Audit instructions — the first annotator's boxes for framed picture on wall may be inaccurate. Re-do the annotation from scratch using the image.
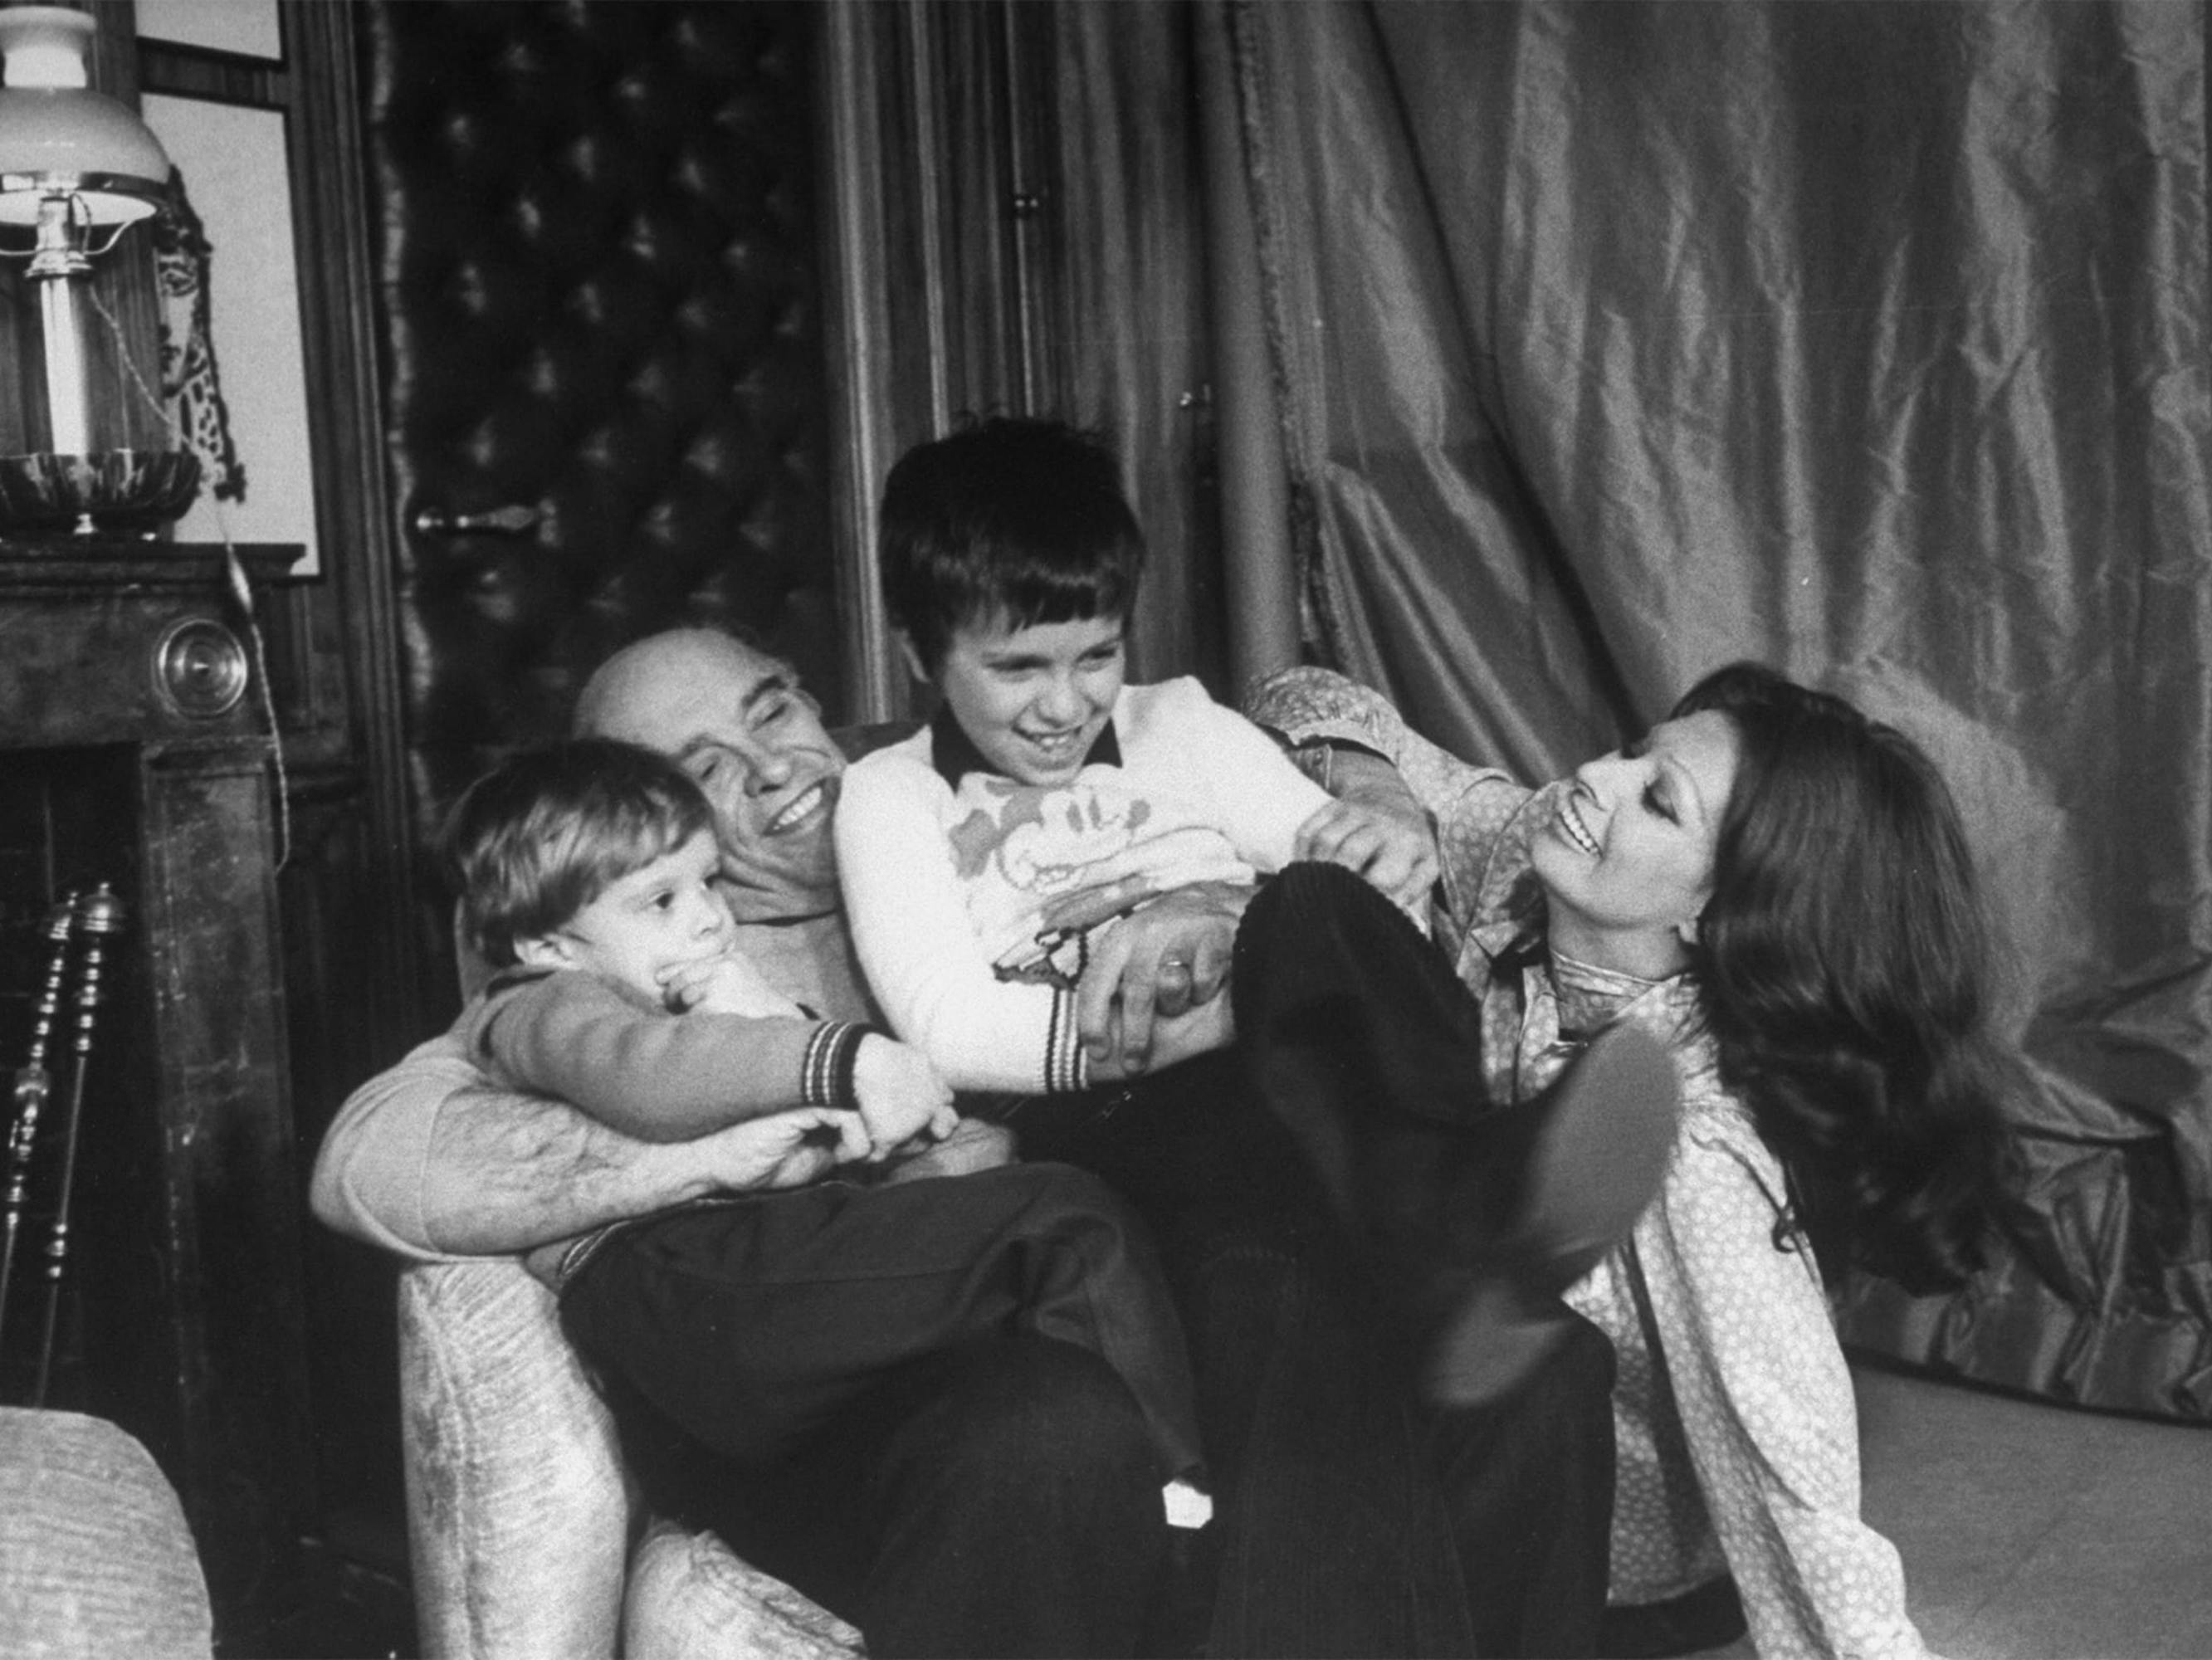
[138,89,318,574]
[133,0,281,64]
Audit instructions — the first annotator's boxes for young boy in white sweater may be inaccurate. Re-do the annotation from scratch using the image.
[834,416,1429,1097]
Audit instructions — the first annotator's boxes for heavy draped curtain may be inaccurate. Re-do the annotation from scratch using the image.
[1223,0,2212,1416]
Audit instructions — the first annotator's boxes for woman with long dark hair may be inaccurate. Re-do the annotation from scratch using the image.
[1242,661,2014,1658]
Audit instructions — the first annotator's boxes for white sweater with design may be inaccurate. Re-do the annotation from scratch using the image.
[835,676,1329,1094]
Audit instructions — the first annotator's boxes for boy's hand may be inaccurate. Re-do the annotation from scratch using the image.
[661,952,794,1018]
[694,1106,872,1191]
[850,1034,960,1159]
[1295,784,1438,914]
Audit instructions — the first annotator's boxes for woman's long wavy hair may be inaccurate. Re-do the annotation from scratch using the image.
[1673,663,2014,1291]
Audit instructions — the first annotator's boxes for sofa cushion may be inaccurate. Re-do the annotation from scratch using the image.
[0,1407,212,1659]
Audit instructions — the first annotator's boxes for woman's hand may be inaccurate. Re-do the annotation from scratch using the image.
[1295,750,1439,911]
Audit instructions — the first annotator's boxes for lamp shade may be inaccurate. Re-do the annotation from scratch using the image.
[0,7,168,227]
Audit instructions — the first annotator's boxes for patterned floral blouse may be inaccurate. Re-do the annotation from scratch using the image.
[1251,668,1931,1660]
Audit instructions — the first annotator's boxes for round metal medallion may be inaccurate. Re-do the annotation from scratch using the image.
[153,616,250,720]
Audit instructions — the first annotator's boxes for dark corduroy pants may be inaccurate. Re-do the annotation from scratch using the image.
[1003,860,1619,1658]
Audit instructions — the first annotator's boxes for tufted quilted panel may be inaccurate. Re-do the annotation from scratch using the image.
[365,1,842,842]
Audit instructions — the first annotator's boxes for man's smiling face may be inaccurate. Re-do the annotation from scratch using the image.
[578,630,847,920]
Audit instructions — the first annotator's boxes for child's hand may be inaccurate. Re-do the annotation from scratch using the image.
[1294,796,1438,914]
[850,1034,959,1159]
[662,952,795,1018]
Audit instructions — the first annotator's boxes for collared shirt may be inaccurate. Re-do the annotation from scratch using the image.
[1251,666,1931,1660]
[927,699,1122,786]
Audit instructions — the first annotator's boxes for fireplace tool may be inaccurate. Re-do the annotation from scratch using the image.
[0,893,77,1370]
[31,883,124,1405]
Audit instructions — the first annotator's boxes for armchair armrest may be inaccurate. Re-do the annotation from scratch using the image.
[396,1258,863,1660]
[398,1259,632,1659]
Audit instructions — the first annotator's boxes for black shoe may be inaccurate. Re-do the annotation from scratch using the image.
[1424,1022,1681,1407]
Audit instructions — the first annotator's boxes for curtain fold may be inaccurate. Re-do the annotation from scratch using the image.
[1229,0,2212,1417]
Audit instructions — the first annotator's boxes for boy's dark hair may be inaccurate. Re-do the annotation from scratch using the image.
[441,738,717,968]
[879,416,1147,672]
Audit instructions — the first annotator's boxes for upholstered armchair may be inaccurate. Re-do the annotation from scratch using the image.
[397,1255,864,1659]
[398,712,925,1658]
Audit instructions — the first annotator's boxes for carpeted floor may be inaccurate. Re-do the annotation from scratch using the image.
[1690,1364,2212,1659]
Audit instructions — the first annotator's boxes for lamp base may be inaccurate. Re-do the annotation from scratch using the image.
[0,450,203,536]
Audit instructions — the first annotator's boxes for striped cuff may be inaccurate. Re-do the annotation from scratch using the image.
[801,1020,879,1111]
[1044,987,1090,1094]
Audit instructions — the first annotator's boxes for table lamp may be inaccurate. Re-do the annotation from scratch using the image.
[0,4,198,534]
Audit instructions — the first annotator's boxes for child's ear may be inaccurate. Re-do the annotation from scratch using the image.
[896,630,930,685]
[514,932,575,971]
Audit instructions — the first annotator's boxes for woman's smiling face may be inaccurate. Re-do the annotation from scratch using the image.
[1528,710,1741,979]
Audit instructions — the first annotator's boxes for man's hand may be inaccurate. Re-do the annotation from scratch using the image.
[1294,749,1439,911]
[850,1033,960,1160]
[1076,882,1249,1076]
[689,1105,872,1191]
[1086,994,1234,1083]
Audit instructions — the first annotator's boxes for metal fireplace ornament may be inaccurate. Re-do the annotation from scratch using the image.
[0,896,73,1375]
[0,883,125,1404]
[0,6,198,534]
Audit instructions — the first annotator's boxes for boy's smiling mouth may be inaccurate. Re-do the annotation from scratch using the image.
[1020,728,1087,762]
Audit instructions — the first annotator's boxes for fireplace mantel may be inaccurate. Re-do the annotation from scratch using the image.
[0,537,310,1638]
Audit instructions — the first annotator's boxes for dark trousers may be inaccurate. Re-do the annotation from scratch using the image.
[1230,862,1564,1333]
[561,1162,1199,1476]
[1227,860,1647,1655]
[560,1164,1189,1658]
[1005,927,1617,1660]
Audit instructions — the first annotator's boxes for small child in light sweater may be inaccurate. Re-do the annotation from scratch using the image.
[441,735,1209,1516]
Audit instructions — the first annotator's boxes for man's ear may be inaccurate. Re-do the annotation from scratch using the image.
[896,630,930,685]
[514,932,575,971]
